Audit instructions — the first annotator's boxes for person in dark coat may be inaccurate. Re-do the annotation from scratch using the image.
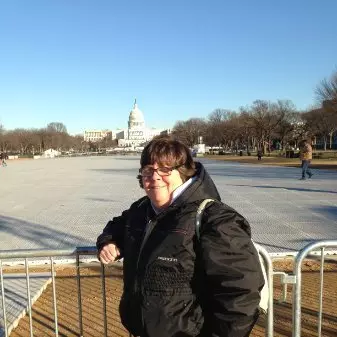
[0,152,8,167]
[97,135,264,337]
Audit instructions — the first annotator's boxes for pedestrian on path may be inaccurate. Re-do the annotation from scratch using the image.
[0,152,8,167]
[97,135,264,337]
[299,139,313,180]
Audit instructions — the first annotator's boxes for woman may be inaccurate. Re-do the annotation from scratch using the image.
[97,136,264,337]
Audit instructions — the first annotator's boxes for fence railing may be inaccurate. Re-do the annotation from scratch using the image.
[0,247,107,337]
[292,241,337,337]
[254,243,274,337]
[0,241,337,337]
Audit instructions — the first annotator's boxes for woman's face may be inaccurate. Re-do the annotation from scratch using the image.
[141,162,184,209]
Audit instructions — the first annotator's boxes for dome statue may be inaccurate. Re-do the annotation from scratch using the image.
[128,99,145,129]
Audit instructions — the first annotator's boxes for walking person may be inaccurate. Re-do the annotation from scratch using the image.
[299,139,313,180]
[97,135,264,337]
[0,152,7,167]
[257,149,262,161]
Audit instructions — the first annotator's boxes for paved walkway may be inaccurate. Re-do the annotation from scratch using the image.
[1,156,337,254]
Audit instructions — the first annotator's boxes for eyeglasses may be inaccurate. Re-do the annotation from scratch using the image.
[140,165,182,177]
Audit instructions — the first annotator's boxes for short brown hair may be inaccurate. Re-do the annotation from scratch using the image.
[137,135,196,188]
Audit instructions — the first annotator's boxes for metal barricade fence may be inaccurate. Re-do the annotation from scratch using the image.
[292,240,337,337]
[1,242,336,337]
[0,247,112,337]
[254,243,274,337]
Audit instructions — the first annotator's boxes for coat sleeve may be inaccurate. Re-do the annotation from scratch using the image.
[199,203,264,337]
[96,209,129,254]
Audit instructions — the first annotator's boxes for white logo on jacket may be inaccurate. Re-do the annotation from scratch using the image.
[157,256,178,262]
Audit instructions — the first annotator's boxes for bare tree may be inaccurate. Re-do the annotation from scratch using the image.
[208,109,235,124]
[249,100,292,153]
[0,123,5,151]
[0,122,81,154]
[44,122,70,150]
[224,117,242,153]
[96,136,117,151]
[9,129,36,154]
[316,70,337,112]
[274,111,302,150]
[249,100,272,153]
[0,132,12,152]
[172,118,207,147]
[302,108,337,150]
[271,100,297,149]
[205,109,236,148]
[47,122,68,134]
[236,109,255,154]
[35,128,48,153]
[69,135,85,152]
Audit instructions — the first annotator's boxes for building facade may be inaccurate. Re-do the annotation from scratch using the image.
[84,100,169,147]
[84,130,113,142]
[116,100,164,147]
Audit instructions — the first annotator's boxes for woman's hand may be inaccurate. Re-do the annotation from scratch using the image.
[99,243,120,264]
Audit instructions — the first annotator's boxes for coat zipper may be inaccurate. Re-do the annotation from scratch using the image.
[137,219,155,265]
[134,219,156,332]
[133,206,176,331]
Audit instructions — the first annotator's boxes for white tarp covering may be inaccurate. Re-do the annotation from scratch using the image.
[42,149,61,158]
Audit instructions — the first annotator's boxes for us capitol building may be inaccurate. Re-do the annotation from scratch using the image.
[84,100,170,147]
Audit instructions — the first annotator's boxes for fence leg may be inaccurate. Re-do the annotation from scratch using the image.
[318,247,325,337]
[50,257,59,337]
[25,258,34,337]
[76,253,84,336]
[0,260,9,337]
[101,263,108,337]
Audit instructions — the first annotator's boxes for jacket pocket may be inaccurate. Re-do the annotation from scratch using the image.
[119,293,143,336]
[143,294,204,337]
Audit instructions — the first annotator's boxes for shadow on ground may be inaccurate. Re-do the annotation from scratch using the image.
[0,215,89,249]
[226,183,337,194]
[198,159,337,180]
[311,205,337,221]
[89,167,137,174]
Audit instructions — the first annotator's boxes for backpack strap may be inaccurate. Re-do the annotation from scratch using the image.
[195,199,215,240]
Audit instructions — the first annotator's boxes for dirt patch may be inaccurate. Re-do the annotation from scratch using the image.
[6,259,337,337]
[255,258,337,337]
[8,155,337,170]
[9,264,127,337]
[205,155,337,170]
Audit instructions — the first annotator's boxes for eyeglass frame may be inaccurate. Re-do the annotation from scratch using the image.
[139,164,184,178]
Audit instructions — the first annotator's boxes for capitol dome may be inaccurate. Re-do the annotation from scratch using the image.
[128,99,145,128]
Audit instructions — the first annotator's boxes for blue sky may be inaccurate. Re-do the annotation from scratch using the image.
[0,0,336,135]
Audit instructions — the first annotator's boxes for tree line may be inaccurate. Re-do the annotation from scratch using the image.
[0,121,120,154]
[1,70,336,154]
[172,70,337,153]
[0,122,81,154]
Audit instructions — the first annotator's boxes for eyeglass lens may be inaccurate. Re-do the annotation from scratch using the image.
[141,167,172,177]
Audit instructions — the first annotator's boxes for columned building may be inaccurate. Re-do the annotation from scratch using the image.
[84,130,113,142]
[117,100,164,147]
[83,100,169,147]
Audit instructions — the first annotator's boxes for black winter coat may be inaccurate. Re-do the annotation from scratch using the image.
[97,162,264,337]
